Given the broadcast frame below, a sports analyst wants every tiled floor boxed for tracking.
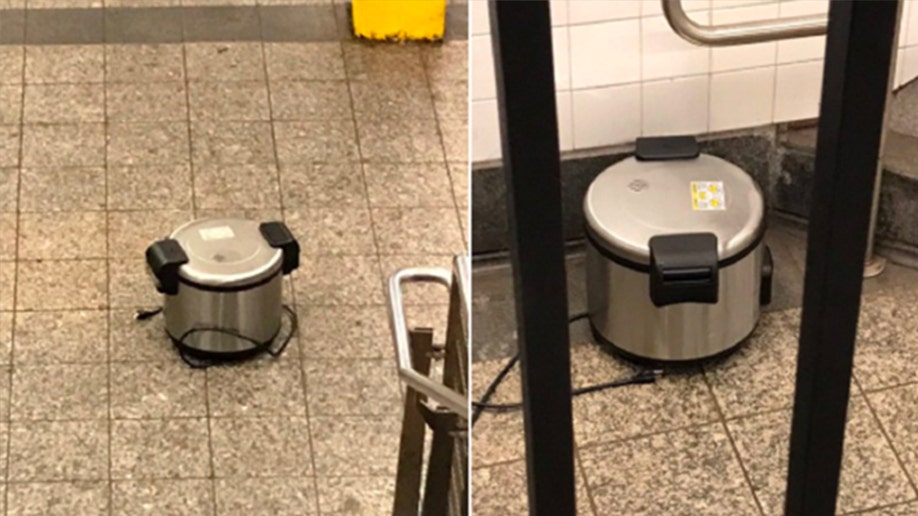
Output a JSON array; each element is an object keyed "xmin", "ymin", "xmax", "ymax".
[
  {"xmin": 471, "ymin": 219, "xmax": 918, "ymax": 515},
  {"xmin": 0, "ymin": 2, "xmax": 467, "ymax": 514}
]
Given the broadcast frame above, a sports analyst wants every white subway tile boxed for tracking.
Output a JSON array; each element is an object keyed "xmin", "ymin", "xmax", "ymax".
[
  {"xmin": 642, "ymin": 13, "xmax": 712, "ymax": 80},
  {"xmin": 642, "ymin": 75, "xmax": 710, "ymax": 136},
  {"xmin": 471, "ymin": 100, "xmax": 501, "ymax": 162},
  {"xmin": 551, "ymin": 0, "xmax": 569, "ymax": 26},
  {"xmin": 711, "ymin": 3, "xmax": 778, "ymax": 72},
  {"xmin": 711, "ymin": 0, "xmax": 778, "ymax": 8},
  {"xmin": 568, "ymin": 0, "xmax": 641, "ymax": 24},
  {"xmin": 905, "ymin": 0, "xmax": 918, "ymax": 47},
  {"xmin": 471, "ymin": 35, "xmax": 496, "ymax": 101},
  {"xmin": 710, "ymin": 67, "xmax": 776, "ymax": 131},
  {"xmin": 572, "ymin": 83, "xmax": 641, "ymax": 149},
  {"xmin": 776, "ymin": 0, "xmax": 828, "ymax": 63},
  {"xmin": 642, "ymin": 0, "xmax": 710, "ymax": 17},
  {"xmin": 470, "ymin": 0, "xmax": 490, "ymax": 35},
  {"xmin": 570, "ymin": 18, "xmax": 641, "ymax": 88},
  {"xmin": 553, "ymin": 27, "xmax": 572, "ymax": 90},
  {"xmin": 898, "ymin": 46, "xmax": 918, "ymax": 87},
  {"xmin": 557, "ymin": 91, "xmax": 574, "ymax": 151},
  {"xmin": 899, "ymin": 0, "xmax": 911, "ymax": 47},
  {"xmin": 774, "ymin": 60, "xmax": 824, "ymax": 122}
]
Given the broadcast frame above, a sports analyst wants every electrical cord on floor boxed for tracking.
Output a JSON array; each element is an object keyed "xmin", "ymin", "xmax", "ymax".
[{"xmin": 471, "ymin": 311, "xmax": 664, "ymax": 426}]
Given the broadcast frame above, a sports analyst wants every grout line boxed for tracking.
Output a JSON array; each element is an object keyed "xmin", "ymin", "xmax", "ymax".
[
  {"xmin": 180, "ymin": 40, "xmax": 197, "ymax": 217},
  {"xmin": 101, "ymin": 8, "xmax": 115, "ymax": 513},
  {"xmin": 574, "ymin": 445, "xmax": 601, "ymax": 516}
]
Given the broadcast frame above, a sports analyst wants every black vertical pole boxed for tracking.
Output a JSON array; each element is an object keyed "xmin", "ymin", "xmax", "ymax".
[
  {"xmin": 489, "ymin": 2, "xmax": 576, "ymax": 515},
  {"xmin": 785, "ymin": 1, "xmax": 899, "ymax": 515}
]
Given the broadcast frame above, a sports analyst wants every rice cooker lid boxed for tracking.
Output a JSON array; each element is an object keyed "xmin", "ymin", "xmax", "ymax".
[
  {"xmin": 584, "ymin": 154, "xmax": 765, "ymax": 266},
  {"xmin": 170, "ymin": 218, "xmax": 283, "ymax": 288}
]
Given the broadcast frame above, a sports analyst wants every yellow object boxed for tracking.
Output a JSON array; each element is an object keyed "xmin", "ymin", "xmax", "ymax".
[{"xmin": 352, "ymin": 0, "xmax": 447, "ymax": 41}]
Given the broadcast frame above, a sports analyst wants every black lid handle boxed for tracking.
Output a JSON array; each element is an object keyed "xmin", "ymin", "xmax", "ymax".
[
  {"xmin": 635, "ymin": 135, "xmax": 700, "ymax": 161},
  {"xmin": 649, "ymin": 233, "xmax": 719, "ymax": 307},
  {"xmin": 259, "ymin": 221, "xmax": 300, "ymax": 275},
  {"xmin": 146, "ymin": 239, "xmax": 188, "ymax": 296}
]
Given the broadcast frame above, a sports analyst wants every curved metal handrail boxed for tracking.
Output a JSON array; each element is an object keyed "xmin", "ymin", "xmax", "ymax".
[{"xmin": 662, "ymin": 0, "xmax": 826, "ymax": 47}]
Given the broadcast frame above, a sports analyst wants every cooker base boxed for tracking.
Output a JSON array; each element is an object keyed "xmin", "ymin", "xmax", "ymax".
[
  {"xmin": 589, "ymin": 320, "xmax": 758, "ymax": 367},
  {"xmin": 168, "ymin": 324, "xmax": 281, "ymax": 363}
]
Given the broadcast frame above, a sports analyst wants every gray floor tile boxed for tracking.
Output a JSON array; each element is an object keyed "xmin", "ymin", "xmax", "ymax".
[
  {"xmin": 0, "ymin": 84, "xmax": 21, "ymax": 125},
  {"xmin": 279, "ymin": 162, "xmax": 366, "ymax": 208},
  {"xmin": 0, "ymin": 9, "xmax": 22, "ymax": 44},
  {"xmin": 449, "ymin": 161, "xmax": 469, "ymax": 207},
  {"xmin": 108, "ymin": 210, "xmax": 194, "ymax": 260},
  {"xmin": 264, "ymin": 42, "xmax": 344, "ymax": 81},
  {"xmin": 350, "ymin": 81, "xmax": 436, "ymax": 119},
  {"xmin": 269, "ymin": 80, "xmax": 351, "ymax": 121},
  {"xmin": 259, "ymin": 3, "xmax": 337, "ymax": 42},
  {"xmin": 472, "ymin": 458, "xmax": 595, "ymax": 516},
  {"xmin": 107, "ymin": 121, "xmax": 190, "ymax": 166},
  {"xmin": 855, "ymin": 290, "xmax": 918, "ymax": 391},
  {"xmin": 422, "ymin": 41, "xmax": 468, "ymax": 83},
  {"xmin": 296, "ymin": 305, "xmax": 393, "ymax": 360},
  {"xmin": 110, "ymin": 361, "xmax": 206, "ymax": 419},
  {"xmin": 311, "ymin": 415, "xmax": 399, "ymax": 476},
  {"xmin": 185, "ymin": 42, "xmax": 265, "ymax": 82},
  {"xmin": 364, "ymin": 162, "xmax": 455, "ymax": 208},
  {"xmin": 17, "ymin": 259, "xmax": 107, "ymax": 311},
  {"xmin": 112, "ymin": 479, "xmax": 214, "ymax": 516},
  {"xmin": 0, "ymin": 211, "xmax": 15, "ymax": 260},
  {"xmin": 26, "ymin": 8, "xmax": 103, "ymax": 45},
  {"xmin": 0, "ymin": 46, "xmax": 23, "ymax": 84},
  {"xmin": 18, "ymin": 211, "xmax": 106, "ymax": 260},
  {"xmin": 194, "ymin": 163, "xmax": 281, "ymax": 209},
  {"xmin": 0, "ymin": 167, "xmax": 17, "ymax": 211},
  {"xmin": 105, "ymin": 6, "xmax": 182, "ymax": 44},
  {"xmin": 868, "ymin": 383, "xmax": 918, "ymax": 484},
  {"xmin": 216, "ymin": 477, "xmax": 317, "ymax": 515},
  {"xmin": 377, "ymin": 254, "xmax": 456, "ymax": 306},
  {"xmin": 315, "ymin": 476, "xmax": 394, "ymax": 516},
  {"xmin": 106, "ymin": 44, "xmax": 184, "ymax": 83},
  {"xmin": 437, "ymin": 117, "xmax": 467, "ymax": 162},
  {"xmin": 111, "ymin": 418, "xmax": 212, "ymax": 479},
  {"xmin": 106, "ymin": 82, "xmax": 187, "ymax": 123},
  {"xmin": 729, "ymin": 397, "xmax": 914, "ymax": 515},
  {"xmin": 19, "ymin": 166, "xmax": 105, "ymax": 212},
  {"xmin": 0, "ymin": 260, "xmax": 14, "ymax": 311},
  {"xmin": 110, "ymin": 309, "xmax": 175, "ymax": 362},
  {"xmin": 0, "ymin": 312, "xmax": 12, "ymax": 364},
  {"xmin": 109, "ymin": 258, "xmax": 161, "ymax": 309},
  {"xmin": 189, "ymin": 81, "xmax": 270, "ymax": 121},
  {"xmin": 580, "ymin": 424, "xmax": 760, "ymax": 516},
  {"xmin": 293, "ymin": 254, "xmax": 383, "ymax": 306},
  {"xmin": 284, "ymin": 207, "xmax": 376, "ymax": 255},
  {"xmin": 22, "ymin": 123, "xmax": 105, "ymax": 168},
  {"xmin": 191, "ymin": 121, "xmax": 276, "ymax": 166},
  {"xmin": 13, "ymin": 310, "xmax": 107, "ymax": 364},
  {"xmin": 11, "ymin": 363, "xmax": 108, "ymax": 420},
  {"xmin": 9, "ymin": 419, "xmax": 107, "ymax": 481},
  {"xmin": 207, "ymin": 361, "xmax": 305, "ymax": 417},
  {"xmin": 342, "ymin": 43, "xmax": 425, "ymax": 82},
  {"xmin": 356, "ymin": 116, "xmax": 444, "ymax": 162},
  {"xmin": 0, "ymin": 125, "xmax": 19, "ymax": 168},
  {"xmin": 6, "ymin": 481, "xmax": 109, "ymax": 516},
  {"xmin": 108, "ymin": 164, "xmax": 193, "ymax": 211},
  {"xmin": 704, "ymin": 308, "xmax": 803, "ymax": 418},
  {"xmin": 25, "ymin": 45, "xmax": 103, "ymax": 84},
  {"xmin": 210, "ymin": 416, "xmax": 313, "ymax": 477},
  {"xmin": 274, "ymin": 119, "xmax": 359, "ymax": 164},
  {"xmin": 182, "ymin": 6, "xmax": 260, "ymax": 42},
  {"xmin": 431, "ymin": 79, "xmax": 467, "ymax": 121},
  {"xmin": 857, "ymin": 501, "xmax": 918, "ymax": 515},
  {"xmin": 372, "ymin": 207, "xmax": 464, "ymax": 255},
  {"xmin": 471, "ymin": 408, "xmax": 525, "ymax": 468},
  {"xmin": 303, "ymin": 358, "xmax": 400, "ymax": 416},
  {"xmin": 24, "ymin": 83, "xmax": 104, "ymax": 124}
]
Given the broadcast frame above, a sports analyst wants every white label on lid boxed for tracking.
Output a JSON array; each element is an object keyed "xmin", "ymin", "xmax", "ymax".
[
  {"xmin": 199, "ymin": 226, "xmax": 235, "ymax": 241},
  {"xmin": 691, "ymin": 181, "xmax": 726, "ymax": 211}
]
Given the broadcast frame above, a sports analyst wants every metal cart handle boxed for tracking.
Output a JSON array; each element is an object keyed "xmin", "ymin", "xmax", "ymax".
[
  {"xmin": 388, "ymin": 267, "xmax": 469, "ymax": 420},
  {"xmin": 662, "ymin": 0, "xmax": 826, "ymax": 47}
]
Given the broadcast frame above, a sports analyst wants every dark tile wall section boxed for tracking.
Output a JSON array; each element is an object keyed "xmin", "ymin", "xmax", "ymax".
[{"xmin": 0, "ymin": 4, "xmax": 468, "ymax": 46}]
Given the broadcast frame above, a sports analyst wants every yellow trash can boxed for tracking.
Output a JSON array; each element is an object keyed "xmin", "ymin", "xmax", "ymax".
[{"xmin": 352, "ymin": 0, "xmax": 447, "ymax": 41}]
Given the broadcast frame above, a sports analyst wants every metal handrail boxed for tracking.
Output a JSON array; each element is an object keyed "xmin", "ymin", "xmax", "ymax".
[
  {"xmin": 662, "ymin": 0, "xmax": 826, "ymax": 46},
  {"xmin": 387, "ymin": 267, "xmax": 469, "ymax": 420}
]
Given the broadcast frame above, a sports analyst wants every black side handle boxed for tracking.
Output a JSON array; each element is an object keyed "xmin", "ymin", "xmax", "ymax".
[
  {"xmin": 649, "ymin": 233, "xmax": 719, "ymax": 307},
  {"xmin": 146, "ymin": 239, "xmax": 188, "ymax": 296},
  {"xmin": 259, "ymin": 221, "xmax": 300, "ymax": 275},
  {"xmin": 760, "ymin": 245, "xmax": 773, "ymax": 306},
  {"xmin": 635, "ymin": 135, "xmax": 700, "ymax": 161}
]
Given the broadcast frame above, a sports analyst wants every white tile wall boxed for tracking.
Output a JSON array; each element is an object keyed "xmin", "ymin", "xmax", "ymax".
[{"xmin": 471, "ymin": 0, "xmax": 918, "ymax": 163}]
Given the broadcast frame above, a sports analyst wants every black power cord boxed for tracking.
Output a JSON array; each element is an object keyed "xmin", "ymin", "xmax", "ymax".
[{"xmin": 471, "ymin": 311, "xmax": 663, "ymax": 426}]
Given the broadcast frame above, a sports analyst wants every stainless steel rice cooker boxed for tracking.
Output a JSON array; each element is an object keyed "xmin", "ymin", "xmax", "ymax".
[
  {"xmin": 145, "ymin": 218, "xmax": 300, "ymax": 360},
  {"xmin": 584, "ymin": 136, "xmax": 773, "ymax": 363}
]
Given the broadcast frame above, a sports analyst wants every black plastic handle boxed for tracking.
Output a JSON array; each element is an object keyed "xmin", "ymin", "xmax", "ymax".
[
  {"xmin": 649, "ymin": 233, "xmax": 719, "ymax": 307},
  {"xmin": 760, "ymin": 245, "xmax": 773, "ymax": 306},
  {"xmin": 259, "ymin": 221, "xmax": 300, "ymax": 275},
  {"xmin": 635, "ymin": 135, "xmax": 700, "ymax": 161},
  {"xmin": 146, "ymin": 239, "xmax": 188, "ymax": 296}
]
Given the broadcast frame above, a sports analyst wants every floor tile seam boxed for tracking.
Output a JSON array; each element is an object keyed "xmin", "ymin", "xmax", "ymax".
[
  {"xmin": 574, "ymin": 445, "xmax": 602, "ymax": 516},
  {"xmin": 179, "ymin": 41, "xmax": 197, "ymax": 216}
]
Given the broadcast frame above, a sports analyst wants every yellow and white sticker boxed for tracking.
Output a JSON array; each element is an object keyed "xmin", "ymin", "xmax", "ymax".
[{"xmin": 691, "ymin": 181, "xmax": 726, "ymax": 211}]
